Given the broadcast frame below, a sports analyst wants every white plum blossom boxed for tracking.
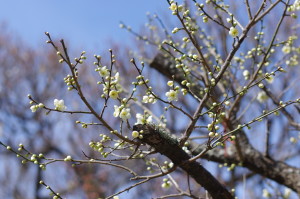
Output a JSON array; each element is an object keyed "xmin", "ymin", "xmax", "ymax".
[
  {"xmin": 291, "ymin": 0, "xmax": 300, "ymax": 11},
  {"xmin": 132, "ymin": 131, "xmax": 139, "ymax": 138},
  {"xmin": 30, "ymin": 105, "xmax": 38, "ymax": 112},
  {"xmin": 112, "ymin": 72, "xmax": 120, "ymax": 84},
  {"xmin": 142, "ymin": 94, "xmax": 157, "ymax": 104},
  {"xmin": 257, "ymin": 91, "xmax": 268, "ymax": 103},
  {"xmin": 64, "ymin": 155, "xmax": 72, "ymax": 161},
  {"xmin": 262, "ymin": 189, "xmax": 271, "ymax": 198},
  {"xmin": 167, "ymin": 81, "xmax": 174, "ymax": 87},
  {"xmin": 99, "ymin": 66, "xmax": 109, "ymax": 77},
  {"xmin": 243, "ymin": 70, "xmax": 250, "ymax": 80},
  {"xmin": 282, "ymin": 45, "xmax": 291, "ymax": 54},
  {"xmin": 119, "ymin": 108, "xmax": 131, "ymax": 120},
  {"xmin": 30, "ymin": 154, "xmax": 37, "ymax": 161},
  {"xmin": 113, "ymin": 105, "xmax": 120, "ymax": 117},
  {"xmin": 229, "ymin": 27, "xmax": 239, "ymax": 37},
  {"xmin": 161, "ymin": 181, "xmax": 172, "ymax": 188},
  {"xmin": 172, "ymin": 27, "xmax": 179, "ymax": 34},
  {"xmin": 243, "ymin": 70, "xmax": 249, "ymax": 77},
  {"xmin": 161, "ymin": 178, "xmax": 172, "ymax": 189},
  {"xmin": 166, "ymin": 90, "xmax": 179, "ymax": 101},
  {"xmin": 284, "ymin": 188, "xmax": 291, "ymax": 198},
  {"xmin": 289, "ymin": 137, "xmax": 297, "ymax": 143},
  {"xmin": 54, "ymin": 99, "xmax": 67, "ymax": 111},
  {"xmin": 142, "ymin": 95, "xmax": 149, "ymax": 103},
  {"xmin": 266, "ymin": 75, "xmax": 274, "ymax": 84},
  {"xmin": 169, "ymin": 3, "xmax": 177, "ymax": 11},
  {"xmin": 113, "ymin": 105, "xmax": 131, "ymax": 120},
  {"xmin": 109, "ymin": 90, "xmax": 119, "ymax": 99},
  {"xmin": 135, "ymin": 113, "xmax": 152, "ymax": 124},
  {"xmin": 102, "ymin": 84, "xmax": 108, "ymax": 95}
]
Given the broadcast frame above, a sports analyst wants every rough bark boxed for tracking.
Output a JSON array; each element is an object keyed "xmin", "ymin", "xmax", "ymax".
[
  {"xmin": 191, "ymin": 134, "xmax": 300, "ymax": 194},
  {"xmin": 133, "ymin": 124, "xmax": 233, "ymax": 199},
  {"xmin": 149, "ymin": 53, "xmax": 300, "ymax": 194}
]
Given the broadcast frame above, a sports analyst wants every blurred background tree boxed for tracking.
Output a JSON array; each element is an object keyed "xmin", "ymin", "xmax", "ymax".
[{"xmin": 1, "ymin": 0, "xmax": 300, "ymax": 198}]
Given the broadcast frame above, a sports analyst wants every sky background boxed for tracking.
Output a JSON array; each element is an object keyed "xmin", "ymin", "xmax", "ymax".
[
  {"xmin": 0, "ymin": 2, "xmax": 168, "ymax": 198},
  {"xmin": 1, "ymin": 1, "xmax": 299, "ymax": 198},
  {"xmin": 0, "ymin": 0, "xmax": 167, "ymax": 51}
]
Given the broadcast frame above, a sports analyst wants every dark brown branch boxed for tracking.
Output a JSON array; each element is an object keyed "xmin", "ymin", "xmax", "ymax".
[
  {"xmin": 133, "ymin": 124, "xmax": 233, "ymax": 199},
  {"xmin": 150, "ymin": 53, "xmax": 222, "ymax": 106},
  {"xmin": 149, "ymin": 53, "xmax": 300, "ymax": 194},
  {"xmin": 190, "ymin": 131, "xmax": 300, "ymax": 193}
]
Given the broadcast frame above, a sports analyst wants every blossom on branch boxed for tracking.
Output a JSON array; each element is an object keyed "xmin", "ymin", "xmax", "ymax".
[
  {"xmin": 113, "ymin": 105, "xmax": 131, "ymax": 121},
  {"xmin": 142, "ymin": 94, "xmax": 157, "ymax": 104},
  {"xmin": 166, "ymin": 90, "xmax": 179, "ymax": 101},
  {"xmin": 229, "ymin": 27, "xmax": 239, "ymax": 37},
  {"xmin": 119, "ymin": 108, "xmax": 131, "ymax": 121},
  {"xmin": 113, "ymin": 105, "xmax": 120, "ymax": 117},
  {"xmin": 98, "ymin": 66, "xmax": 109, "ymax": 77},
  {"xmin": 291, "ymin": 0, "xmax": 300, "ymax": 11},
  {"xmin": 54, "ymin": 99, "xmax": 67, "ymax": 111},
  {"xmin": 257, "ymin": 91, "xmax": 268, "ymax": 103},
  {"xmin": 135, "ymin": 113, "xmax": 152, "ymax": 124},
  {"xmin": 30, "ymin": 105, "xmax": 38, "ymax": 112},
  {"xmin": 109, "ymin": 90, "xmax": 119, "ymax": 99},
  {"xmin": 169, "ymin": 3, "xmax": 177, "ymax": 11}
]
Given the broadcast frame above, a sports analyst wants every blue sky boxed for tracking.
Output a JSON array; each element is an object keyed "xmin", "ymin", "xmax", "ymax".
[
  {"xmin": 2, "ymin": 1, "xmax": 299, "ymax": 198},
  {"xmin": 0, "ymin": 0, "xmax": 167, "ymax": 51}
]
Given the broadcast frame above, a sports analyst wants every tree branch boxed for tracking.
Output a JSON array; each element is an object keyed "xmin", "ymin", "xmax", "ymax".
[
  {"xmin": 133, "ymin": 124, "xmax": 233, "ymax": 199},
  {"xmin": 149, "ymin": 53, "xmax": 300, "ymax": 194}
]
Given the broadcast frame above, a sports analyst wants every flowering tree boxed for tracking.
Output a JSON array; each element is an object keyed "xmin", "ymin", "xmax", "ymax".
[
  {"xmin": 1, "ymin": 0, "xmax": 300, "ymax": 198},
  {"xmin": 0, "ymin": 26, "xmax": 128, "ymax": 198}
]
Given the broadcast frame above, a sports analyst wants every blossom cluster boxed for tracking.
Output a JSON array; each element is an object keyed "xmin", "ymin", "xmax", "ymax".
[
  {"xmin": 30, "ymin": 99, "xmax": 67, "ymax": 112},
  {"xmin": 290, "ymin": 0, "xmax": 300, "ymax": 11},
  {"xmin": 30, "ymin": 103, "xmax": 44, "ymax": 112},
  {"xmin": 113, "ymin": 105, "xmax": 131, "ymax": 121},
  {"xmin": 135, "ymin": 113, "xmax": 152, "ymax": 125},
  {"xmin": 54, "ymin": 99, "xmax": 67, "ymax": 111}
]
